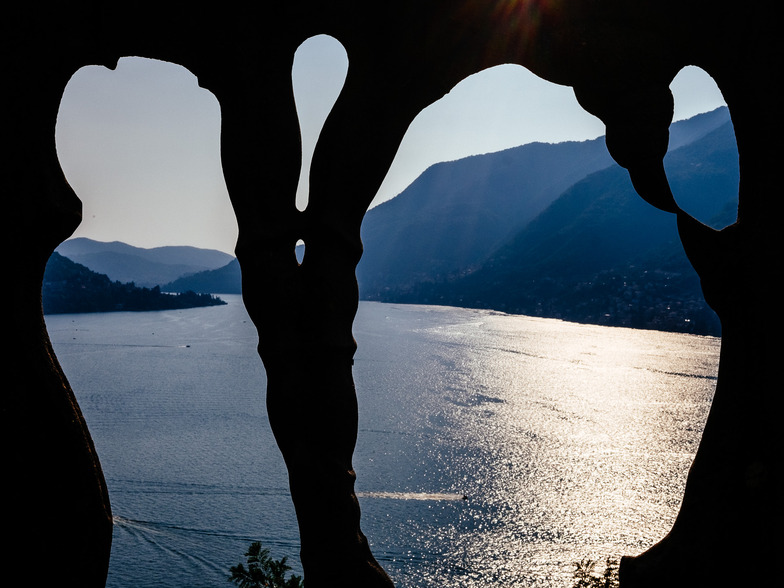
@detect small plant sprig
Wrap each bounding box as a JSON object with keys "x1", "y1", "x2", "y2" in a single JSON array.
[
  {"x1": 572, "y1": 556, "x2": 619, "y2": 588},
  {"x1": 229, "y1": 541, "x2": 304, "y2": 588}
]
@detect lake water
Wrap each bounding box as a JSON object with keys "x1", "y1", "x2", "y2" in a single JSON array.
[{"x1": 45, "y1": 295, "x2": 719, "y2": 587}]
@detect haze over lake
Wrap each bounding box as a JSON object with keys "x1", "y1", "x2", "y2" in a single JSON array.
[{"x1": 46, "y1": 296, "x2": 718, "y2": 587}]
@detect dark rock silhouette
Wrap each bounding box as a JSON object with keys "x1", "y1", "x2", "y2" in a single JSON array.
[{"x1": 5, "y1": 3, "x2": 779, "y2": 587}]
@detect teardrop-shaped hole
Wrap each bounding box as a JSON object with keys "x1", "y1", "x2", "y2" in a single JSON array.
[
  {"x1": 668, "y1": 66, "x2": 736, "y2": 229},
  {"x1": 292, "y1": 35, "x2": 348, "y2": 212}
]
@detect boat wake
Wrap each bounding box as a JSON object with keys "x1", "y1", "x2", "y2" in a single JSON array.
[{"x1": 357, "y1": 491, "x2": 467, "y2": 501}]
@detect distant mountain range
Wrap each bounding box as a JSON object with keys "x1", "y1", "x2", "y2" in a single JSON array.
[
  {"x1": 162, "y1": 258, "x2": 242, "y2": 294},
  {"x1": 50, "y1": 107, "x2": 735, "y2": 334},
  {"x1": 55, "y1": 238, "x2": 235, "y2": 288},
  {"x1": 357, "y1": 106, "x2": 732, "y2": 299},
  {"x1": 357, "y1": 107, "x2": 735, "y2": 336}
]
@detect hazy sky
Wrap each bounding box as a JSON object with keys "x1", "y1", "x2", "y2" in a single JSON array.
[{"x1": 55, "y1": 35, "x2": 727, "y2": 255}]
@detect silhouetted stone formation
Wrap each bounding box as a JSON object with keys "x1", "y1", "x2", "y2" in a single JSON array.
[{"x1": 5, "y1": 2, "x2": 779, "y2": 586}]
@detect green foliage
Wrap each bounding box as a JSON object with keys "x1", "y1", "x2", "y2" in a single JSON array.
[
  {"x1": 229, "y1": 542, "x2": 304, "y2": 588},
  {"x1": 572, "y1": 556, "x2": 619, "y2": 588}
]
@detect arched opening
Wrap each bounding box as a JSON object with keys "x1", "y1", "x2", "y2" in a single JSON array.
[
  {"x1": 358, "y1": 63, "x2": 733, "y2": 336},
  {"x1": 55, "y1": 57, "x2": 238, "y2": 254},
  {"x1": 50, "y1": 56, "x2": 301, "y2": 586},
  {"x1": 371, "y1": 63, "x2": 606, "y2": 209},
  {"x1": 667, "y1": 65, "x2": 737, "y2": 230},
  {"x1": 350, "y1": 63, "x2": 729, "y2": 585}
]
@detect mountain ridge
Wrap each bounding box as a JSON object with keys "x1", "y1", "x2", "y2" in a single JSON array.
[
  {"x1": 377, "y1": 116, "x2": 737, "y2": 335},
  {"x1": 162, "y1": 258, "x2": 242, "y2": 294},
  {"x1": 50, "y1": 107, "x2": 734, "y2": 334},
  {"x1": 55, "y1": 237, "x2": 235, "y2": 288},
  {"x1": 357, "y1": 107, "x2": 731, "y2": 300}
]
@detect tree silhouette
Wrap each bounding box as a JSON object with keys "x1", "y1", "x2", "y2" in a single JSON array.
[
  {"x1": 228, "y1": 542, "x2": 304, "y2": 588},
  {"x1": 573, "y1": 557, "x2": 619, "y2": 588}
]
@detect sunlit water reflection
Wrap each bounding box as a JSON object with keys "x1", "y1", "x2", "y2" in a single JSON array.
[
  {"x1": 46, "y1": 297, "x2": 718, "y2": 587},
  {"x1": 352, "y1": 303, "x2": 717, "y2": 587}
]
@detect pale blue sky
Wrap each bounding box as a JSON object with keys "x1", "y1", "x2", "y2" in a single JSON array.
[{"x1": 55, "y1": 35, "x2": 727, "y2": 255}]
